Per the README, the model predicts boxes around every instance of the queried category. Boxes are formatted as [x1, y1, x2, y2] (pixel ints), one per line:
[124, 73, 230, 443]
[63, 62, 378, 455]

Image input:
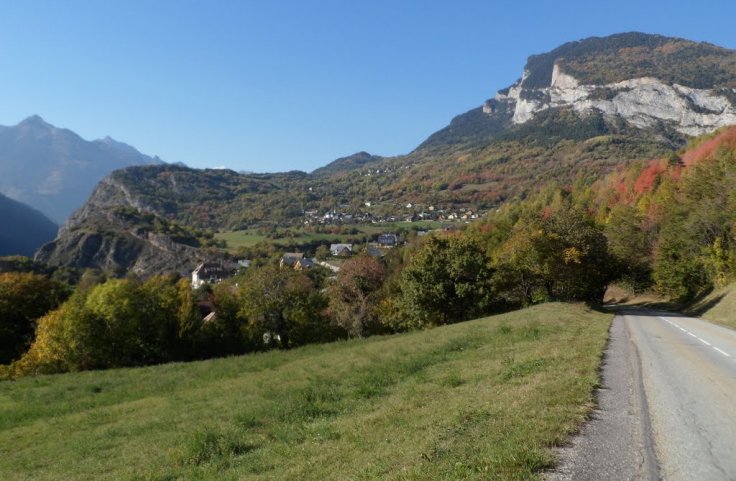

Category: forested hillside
[468, 125, 736, 302]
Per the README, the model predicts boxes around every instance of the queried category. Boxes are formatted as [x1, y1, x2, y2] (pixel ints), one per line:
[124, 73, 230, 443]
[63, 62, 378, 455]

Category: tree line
[1, 198, 617, 378]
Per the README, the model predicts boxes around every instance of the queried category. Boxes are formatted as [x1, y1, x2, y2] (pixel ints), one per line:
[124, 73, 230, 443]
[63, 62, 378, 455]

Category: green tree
[605, 205, 652, 292]
[400, 235, 493, 326]
[492, 220, 545, 306]
[315, 244, 330, 261]
[493, 208, 614, 304]
[239, 265, 331, 349]
[194, 282, 251, 357]
[12, 276, 187, 375]
[544, 208, 614, 302]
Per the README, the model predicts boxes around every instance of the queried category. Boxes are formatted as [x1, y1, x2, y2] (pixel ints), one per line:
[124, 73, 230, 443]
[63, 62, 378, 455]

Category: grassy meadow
[0, 303, 611, 481]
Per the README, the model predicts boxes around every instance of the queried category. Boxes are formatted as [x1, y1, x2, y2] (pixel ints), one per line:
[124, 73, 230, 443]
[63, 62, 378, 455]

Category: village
[301, 204, 483, 225]
[190, 232, 402, 291]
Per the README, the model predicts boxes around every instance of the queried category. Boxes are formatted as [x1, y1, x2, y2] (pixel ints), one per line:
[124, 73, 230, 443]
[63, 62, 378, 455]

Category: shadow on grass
[593, 285, 729, 319]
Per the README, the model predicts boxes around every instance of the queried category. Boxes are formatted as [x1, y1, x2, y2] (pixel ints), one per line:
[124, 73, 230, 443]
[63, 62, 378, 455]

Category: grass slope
[688, 284, 736, 330]
[0, 303, 610, 481]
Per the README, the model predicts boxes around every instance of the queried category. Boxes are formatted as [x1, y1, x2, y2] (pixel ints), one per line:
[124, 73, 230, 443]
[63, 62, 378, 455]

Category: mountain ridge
[0, 115, 163, 223]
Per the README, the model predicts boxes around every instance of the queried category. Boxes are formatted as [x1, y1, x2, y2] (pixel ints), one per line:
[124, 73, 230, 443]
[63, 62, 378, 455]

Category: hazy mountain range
[0, 115, 163, 224]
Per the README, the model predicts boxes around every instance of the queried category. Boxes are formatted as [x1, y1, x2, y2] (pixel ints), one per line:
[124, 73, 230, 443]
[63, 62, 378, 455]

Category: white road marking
[714, 347, 732, 358]
[658, 316, 732, 359]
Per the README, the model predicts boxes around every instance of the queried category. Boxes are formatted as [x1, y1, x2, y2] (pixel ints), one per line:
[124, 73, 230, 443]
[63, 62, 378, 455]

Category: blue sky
[1, 0, 735, 172]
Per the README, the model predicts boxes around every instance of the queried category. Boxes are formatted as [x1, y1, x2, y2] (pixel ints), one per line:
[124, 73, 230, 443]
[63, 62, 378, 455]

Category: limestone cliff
[494, 66, 736, 136]
[485, 32, 736, 137]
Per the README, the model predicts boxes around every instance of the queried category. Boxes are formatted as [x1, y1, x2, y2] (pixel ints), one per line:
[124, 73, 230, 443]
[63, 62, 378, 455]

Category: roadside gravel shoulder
[545, 315, 659, 481]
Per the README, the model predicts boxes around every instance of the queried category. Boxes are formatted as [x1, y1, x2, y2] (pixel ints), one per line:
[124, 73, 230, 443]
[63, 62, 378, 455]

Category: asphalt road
[547, 310, 736, 481]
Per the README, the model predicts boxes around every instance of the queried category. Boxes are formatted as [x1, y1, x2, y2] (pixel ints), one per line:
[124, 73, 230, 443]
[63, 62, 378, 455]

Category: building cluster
[190, 233, 403, 290]
[301, 205, 482, 226]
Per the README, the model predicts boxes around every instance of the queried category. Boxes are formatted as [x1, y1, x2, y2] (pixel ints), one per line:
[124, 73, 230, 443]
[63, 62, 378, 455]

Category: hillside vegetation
[687, 284, 736, 330]
[0, 303, 610, 481]
[457, 125, 736, 305]
[523, 32, 736, 89]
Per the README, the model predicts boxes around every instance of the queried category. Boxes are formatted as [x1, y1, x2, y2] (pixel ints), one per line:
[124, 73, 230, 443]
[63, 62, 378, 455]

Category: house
[364, 245, 385, 258]
[192, 262, 231, 289]
[377, 233, 399, 248]
[280, 253, 304, 268]
[294, 257, 315, 270]
[330, 243, 353, 257]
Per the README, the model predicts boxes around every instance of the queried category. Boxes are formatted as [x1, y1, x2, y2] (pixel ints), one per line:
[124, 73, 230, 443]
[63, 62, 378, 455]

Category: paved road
[548, 310, 736, 480]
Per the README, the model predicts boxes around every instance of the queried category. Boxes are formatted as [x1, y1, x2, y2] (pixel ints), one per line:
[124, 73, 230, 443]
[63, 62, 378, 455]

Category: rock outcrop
[492, 66, 736, 136]
[35, 176, 216, 277]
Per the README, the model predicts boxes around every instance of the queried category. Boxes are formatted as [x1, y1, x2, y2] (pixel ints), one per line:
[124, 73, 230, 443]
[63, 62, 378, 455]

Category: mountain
[311, 151, 384, 177]
[0, 192, 57, 257]
[36, 32, 736, 276]
[0, 115, 163, 224]
[34, 165, 305, 275]
[419, 32, 736, 150]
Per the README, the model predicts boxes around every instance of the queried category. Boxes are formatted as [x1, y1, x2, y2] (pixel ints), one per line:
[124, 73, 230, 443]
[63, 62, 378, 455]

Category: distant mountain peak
[18, 114, 52, 128]
[0, 117, 166, 223]
[311, 151, 383, 176]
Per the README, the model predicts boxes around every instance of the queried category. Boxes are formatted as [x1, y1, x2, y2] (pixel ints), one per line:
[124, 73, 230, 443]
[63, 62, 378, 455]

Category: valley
[3, 29, 736, 481]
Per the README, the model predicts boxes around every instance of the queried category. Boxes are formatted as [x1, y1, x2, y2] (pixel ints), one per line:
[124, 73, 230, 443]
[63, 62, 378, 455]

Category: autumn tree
[494, 208, 614, 304]
[0, 272, 69, 364]
[327, 255, 387, 337]
[605, 205, 652, 292]
[10, 275, 193, 375]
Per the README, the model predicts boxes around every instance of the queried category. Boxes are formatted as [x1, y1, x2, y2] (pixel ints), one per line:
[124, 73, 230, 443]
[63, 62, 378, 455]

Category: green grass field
[216, 221, 444, 251]
[0, 303, 611, 481]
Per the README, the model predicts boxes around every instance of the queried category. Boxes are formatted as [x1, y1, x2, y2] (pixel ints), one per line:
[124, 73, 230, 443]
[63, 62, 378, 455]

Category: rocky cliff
[485, 32, 736, 137]
[494, 64, 736, 136]
[35, 178, 219, 277]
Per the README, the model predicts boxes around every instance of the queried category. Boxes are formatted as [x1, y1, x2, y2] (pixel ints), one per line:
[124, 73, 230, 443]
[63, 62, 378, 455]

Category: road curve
[548, 310, 736, 481]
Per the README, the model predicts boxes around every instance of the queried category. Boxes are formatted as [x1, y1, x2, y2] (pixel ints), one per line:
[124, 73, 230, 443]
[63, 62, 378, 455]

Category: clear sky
[1, 0, 735, 173]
